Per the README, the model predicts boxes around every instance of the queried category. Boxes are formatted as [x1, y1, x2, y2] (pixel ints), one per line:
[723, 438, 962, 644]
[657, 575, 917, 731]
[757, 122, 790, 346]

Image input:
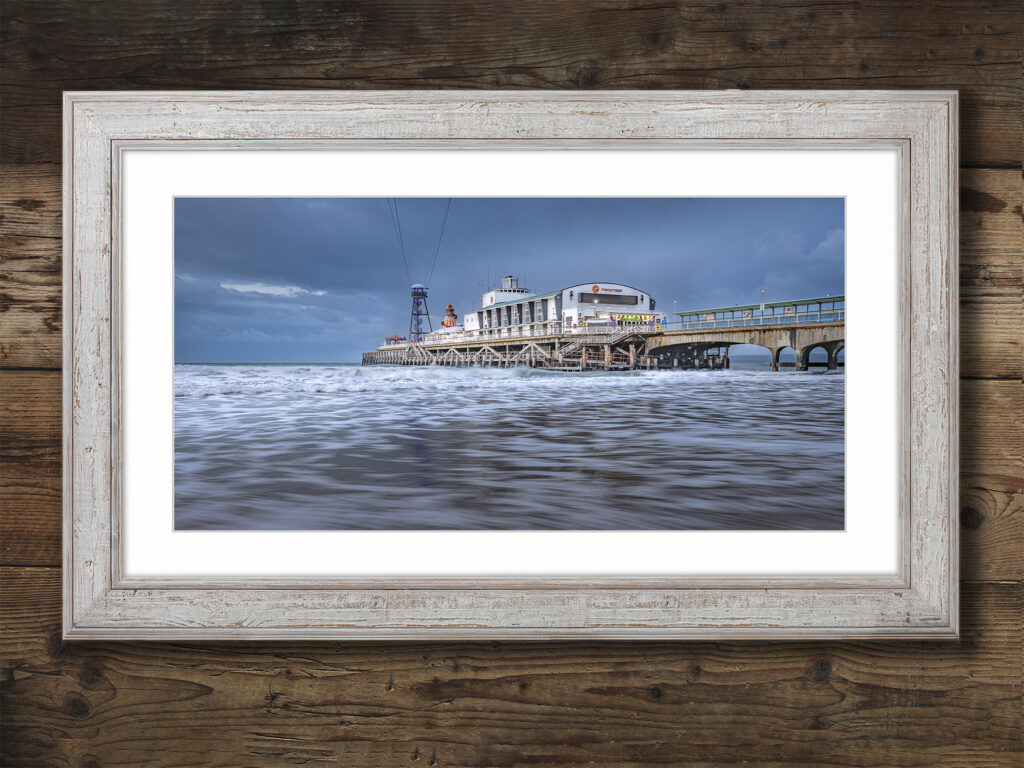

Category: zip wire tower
[385, 198, 452, 344]
[408, 283, 432, 343]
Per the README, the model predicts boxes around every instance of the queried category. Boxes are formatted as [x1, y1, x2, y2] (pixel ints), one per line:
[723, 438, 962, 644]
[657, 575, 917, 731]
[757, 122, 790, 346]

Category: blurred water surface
[174, 363, 844, 530]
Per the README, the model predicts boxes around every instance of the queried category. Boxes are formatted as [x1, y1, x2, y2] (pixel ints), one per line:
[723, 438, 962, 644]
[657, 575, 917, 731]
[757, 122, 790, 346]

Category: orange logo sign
[592, 285, 600, 293]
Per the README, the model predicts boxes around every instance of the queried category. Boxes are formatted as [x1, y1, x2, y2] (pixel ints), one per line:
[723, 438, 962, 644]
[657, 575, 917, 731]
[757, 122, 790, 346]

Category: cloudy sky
[174, 197, 844, 363]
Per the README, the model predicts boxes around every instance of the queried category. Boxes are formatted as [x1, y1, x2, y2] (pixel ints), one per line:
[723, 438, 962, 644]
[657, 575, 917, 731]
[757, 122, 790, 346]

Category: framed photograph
[63, 90, 958, 639]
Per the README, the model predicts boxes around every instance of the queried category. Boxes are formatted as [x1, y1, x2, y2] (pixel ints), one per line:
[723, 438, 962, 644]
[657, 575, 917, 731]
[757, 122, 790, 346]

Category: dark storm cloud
[174, 197, 844, 362]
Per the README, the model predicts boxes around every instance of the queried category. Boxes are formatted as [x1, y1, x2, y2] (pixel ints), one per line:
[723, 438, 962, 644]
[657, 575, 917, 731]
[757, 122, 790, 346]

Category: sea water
[174, 363, 844, 530]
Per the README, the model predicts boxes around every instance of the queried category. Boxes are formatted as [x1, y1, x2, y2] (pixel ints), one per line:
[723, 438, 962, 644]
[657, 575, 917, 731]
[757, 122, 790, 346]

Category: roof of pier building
[479, 283, 654, 312]
[677, 294, 845, 317]
[480, 290, 561, 311]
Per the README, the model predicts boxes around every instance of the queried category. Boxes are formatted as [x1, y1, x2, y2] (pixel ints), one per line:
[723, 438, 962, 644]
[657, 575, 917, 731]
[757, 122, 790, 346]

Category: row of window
[481, 301, 551, 327]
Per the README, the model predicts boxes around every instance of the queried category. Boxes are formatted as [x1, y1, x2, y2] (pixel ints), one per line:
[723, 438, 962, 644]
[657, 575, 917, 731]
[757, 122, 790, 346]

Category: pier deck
[363, 310, 845, 372]
[362, 327, 672, 371]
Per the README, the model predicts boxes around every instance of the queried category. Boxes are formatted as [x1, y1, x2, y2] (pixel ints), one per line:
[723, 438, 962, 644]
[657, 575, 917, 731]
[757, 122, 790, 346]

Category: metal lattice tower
[408, 284, 432, 342]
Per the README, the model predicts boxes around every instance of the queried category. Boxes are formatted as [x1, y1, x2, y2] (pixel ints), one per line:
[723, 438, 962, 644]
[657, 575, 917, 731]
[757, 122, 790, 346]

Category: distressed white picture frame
[63, 91, 958, 639]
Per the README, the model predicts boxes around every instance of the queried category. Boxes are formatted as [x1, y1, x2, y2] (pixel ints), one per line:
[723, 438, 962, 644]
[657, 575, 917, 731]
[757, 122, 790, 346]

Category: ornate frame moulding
[63, 91, 958, 639]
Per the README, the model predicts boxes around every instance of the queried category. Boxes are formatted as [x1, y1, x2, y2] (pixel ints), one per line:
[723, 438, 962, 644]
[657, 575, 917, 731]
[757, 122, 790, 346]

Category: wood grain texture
[2, 0, 1021, 166]
[0, 163, 61, 274]
[2, 568, 1020, 767]
[0, 370, 61, 566]
[959, 168, 1023, 380]
[1, 0, 1021, 765]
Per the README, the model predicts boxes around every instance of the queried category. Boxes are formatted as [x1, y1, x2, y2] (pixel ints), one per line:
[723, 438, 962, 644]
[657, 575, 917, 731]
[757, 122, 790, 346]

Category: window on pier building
[580, 294, 639, 306]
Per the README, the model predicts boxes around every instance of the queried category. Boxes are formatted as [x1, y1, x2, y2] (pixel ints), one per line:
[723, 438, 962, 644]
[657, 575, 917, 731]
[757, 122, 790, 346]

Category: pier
[362, 295, 845, 372]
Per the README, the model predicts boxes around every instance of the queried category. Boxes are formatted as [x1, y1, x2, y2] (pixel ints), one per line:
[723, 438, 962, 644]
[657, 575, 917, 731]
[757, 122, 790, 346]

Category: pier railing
[665, 308, 844, 332]
[379, 322, 662, 350]
[427, 324, 563, 344]
[377, 309, 844, 350]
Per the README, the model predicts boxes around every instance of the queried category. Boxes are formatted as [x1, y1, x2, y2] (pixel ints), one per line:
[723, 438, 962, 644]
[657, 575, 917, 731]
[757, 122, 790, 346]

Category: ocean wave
[174, 363, 845, 530]
[174, 363, 824, 398]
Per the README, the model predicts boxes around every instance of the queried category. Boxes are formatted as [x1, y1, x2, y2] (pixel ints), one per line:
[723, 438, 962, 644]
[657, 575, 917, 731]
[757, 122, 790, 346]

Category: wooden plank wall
[2, 2, 1021, 765]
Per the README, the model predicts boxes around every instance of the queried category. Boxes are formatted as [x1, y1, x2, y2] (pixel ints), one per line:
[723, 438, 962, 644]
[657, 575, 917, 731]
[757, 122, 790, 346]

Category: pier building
[364, 277, 844, 372]
[440, 275, 661, 341]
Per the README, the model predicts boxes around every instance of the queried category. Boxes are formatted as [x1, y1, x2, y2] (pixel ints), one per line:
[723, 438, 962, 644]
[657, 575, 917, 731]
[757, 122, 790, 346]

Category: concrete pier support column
[828, 345, 842, 371]
[771, 348, 781, 372]
[795, 347, 808, 372]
